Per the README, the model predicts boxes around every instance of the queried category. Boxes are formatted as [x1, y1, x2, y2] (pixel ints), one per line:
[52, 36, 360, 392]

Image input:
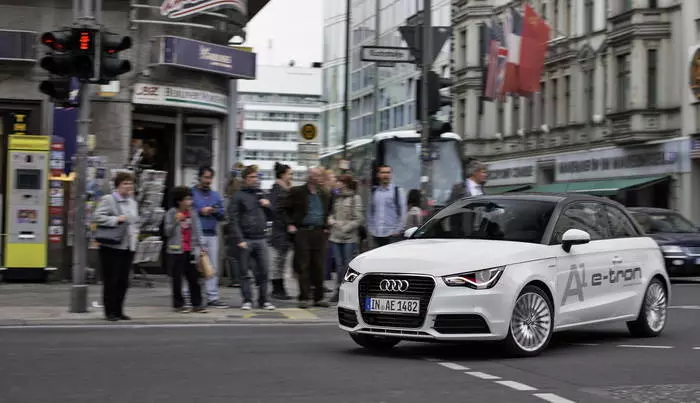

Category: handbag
[352, 195, 368, 240]
[94, 195, 128, 245]
[198, 252, 216, 279]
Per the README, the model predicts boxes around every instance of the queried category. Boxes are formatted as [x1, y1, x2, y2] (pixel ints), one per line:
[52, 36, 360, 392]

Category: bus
[319, 130, 464, 206]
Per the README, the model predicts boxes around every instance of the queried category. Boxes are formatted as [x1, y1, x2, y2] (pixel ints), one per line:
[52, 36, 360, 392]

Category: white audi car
[338, 194, 670, 356]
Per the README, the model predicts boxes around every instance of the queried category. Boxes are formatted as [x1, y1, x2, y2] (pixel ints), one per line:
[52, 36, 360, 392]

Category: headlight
[343, 267, 360, 283]
[661, 245, 683, 254]
[442, 266, 505, 289]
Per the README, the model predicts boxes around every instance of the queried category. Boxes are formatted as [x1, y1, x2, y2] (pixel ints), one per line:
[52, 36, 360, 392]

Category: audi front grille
[358, 274, 435, 328]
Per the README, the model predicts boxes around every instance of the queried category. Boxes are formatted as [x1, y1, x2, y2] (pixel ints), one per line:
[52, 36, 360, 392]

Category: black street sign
[399, 26, 452, 66]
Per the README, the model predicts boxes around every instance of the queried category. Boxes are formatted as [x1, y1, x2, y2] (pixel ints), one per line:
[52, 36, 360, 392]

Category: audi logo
[379, 279, 410, 292]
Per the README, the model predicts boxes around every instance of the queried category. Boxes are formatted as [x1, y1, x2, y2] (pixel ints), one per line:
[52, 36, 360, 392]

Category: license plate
[364, 297, 420, 314]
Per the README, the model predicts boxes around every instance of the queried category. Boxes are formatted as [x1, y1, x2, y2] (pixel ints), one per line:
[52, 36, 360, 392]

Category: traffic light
[416, 71, 453, 119]
[98, 33, 132, 83]
[39, 77, 72, 105]
[39, 28, 98, 80]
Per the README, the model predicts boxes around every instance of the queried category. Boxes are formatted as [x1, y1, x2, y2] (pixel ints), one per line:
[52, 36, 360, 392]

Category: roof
[464, 192, 623, 204]
[627, 207, 675, 214]
[238, 65, 322, 96]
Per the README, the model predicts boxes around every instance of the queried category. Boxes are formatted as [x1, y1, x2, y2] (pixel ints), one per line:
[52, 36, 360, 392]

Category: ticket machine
[3, 135, 50, 278]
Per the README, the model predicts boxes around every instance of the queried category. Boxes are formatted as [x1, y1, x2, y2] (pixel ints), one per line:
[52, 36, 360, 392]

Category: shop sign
[555, 139, 691, 181]
[152, 36, 256, 79]
[160, 0, 246, 19]
[485, 158, 537, 186]
[132, 83, 228, 114]
[0, 30, 36, 62]
[689, 44, 700, 103]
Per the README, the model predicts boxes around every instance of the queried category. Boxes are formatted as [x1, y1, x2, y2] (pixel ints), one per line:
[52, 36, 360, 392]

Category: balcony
[608, 10, 671, 47]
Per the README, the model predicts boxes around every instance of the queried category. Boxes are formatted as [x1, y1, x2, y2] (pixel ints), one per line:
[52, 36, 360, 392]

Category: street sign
[399, 26, 452, 66]
[299, 122, 318, 142]
[297, 142, 320, 167]
[361, 46, 414, 63]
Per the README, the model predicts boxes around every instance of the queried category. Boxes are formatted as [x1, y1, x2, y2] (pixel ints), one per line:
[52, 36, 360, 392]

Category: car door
[550, 201, 614, 327]
[601, 205, 647, 318]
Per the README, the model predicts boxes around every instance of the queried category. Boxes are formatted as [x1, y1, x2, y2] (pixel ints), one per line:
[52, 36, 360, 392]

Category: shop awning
[485, 184, 532, 194]
[527, 176, 669, 196]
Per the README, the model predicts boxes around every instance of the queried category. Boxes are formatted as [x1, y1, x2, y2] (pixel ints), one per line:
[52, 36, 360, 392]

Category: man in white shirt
[447, 160, 488, 203]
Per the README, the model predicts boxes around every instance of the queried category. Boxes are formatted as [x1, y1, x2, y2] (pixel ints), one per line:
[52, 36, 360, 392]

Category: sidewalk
[0, 275, 339, 326]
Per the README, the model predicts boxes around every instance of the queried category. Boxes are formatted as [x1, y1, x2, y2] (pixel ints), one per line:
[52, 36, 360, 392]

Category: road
[0, 283, 698, 403]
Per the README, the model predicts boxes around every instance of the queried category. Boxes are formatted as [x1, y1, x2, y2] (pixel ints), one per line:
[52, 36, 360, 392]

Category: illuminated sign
[78, 31, 92, 51]
[160, 0, 247, 19]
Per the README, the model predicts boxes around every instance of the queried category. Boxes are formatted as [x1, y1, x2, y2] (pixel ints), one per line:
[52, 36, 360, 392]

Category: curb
[0, 318, 339, 327]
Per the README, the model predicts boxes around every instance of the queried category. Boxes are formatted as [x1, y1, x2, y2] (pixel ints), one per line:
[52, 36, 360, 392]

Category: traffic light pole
[70, 0, 99, 313]
[419, 0, 433, 200]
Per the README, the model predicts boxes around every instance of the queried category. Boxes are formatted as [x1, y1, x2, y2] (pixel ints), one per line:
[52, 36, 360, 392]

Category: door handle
[612, 257, 623, 264]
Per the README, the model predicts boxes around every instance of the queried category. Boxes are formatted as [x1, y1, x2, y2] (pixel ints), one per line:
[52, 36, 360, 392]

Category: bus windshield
[382, 139, 463, 205]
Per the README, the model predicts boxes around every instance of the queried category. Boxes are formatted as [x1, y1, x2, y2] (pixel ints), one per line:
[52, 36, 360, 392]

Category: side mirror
[561, 229, 591, 252]
[404, 227, 418, 238]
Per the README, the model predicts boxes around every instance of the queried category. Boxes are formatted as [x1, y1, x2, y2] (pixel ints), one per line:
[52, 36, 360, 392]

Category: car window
[552, 202, 610, 244]
[413, 199, 556, 244]
[605, 206, 638, 238]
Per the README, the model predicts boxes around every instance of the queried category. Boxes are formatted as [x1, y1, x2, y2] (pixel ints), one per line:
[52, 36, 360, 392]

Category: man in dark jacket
[228, 165, 275, 311]
[282, 167, 332, 308]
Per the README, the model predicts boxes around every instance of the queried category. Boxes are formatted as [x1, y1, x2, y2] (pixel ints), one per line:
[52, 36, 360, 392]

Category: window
[459, 29, 467, 67]
[551, 78, 558, 126]
[412, 199, 557, 244]
[512, 97, 521, 134]
[552, 202, 610, 243]
[526, 95, 534, 130]
[631, 211, 699, 234]
[585, 0, 594, 34]
[605, 206, 638, 238]
[621, 0, 632, 12]
[497, 102, 505, 135]
[649, 0, 657, 7]
[553, 0, 559, 34]
[584, 69, 594, 122]
[616, 54, 630, 111]
[564, 76, 570, 124]
[539, 82, 546, 127]
[565, 0, 572, 35]
[647, 49, 658, 108]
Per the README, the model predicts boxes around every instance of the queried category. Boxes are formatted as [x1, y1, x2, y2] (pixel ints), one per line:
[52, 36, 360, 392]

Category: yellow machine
[2, 135, 50, 277]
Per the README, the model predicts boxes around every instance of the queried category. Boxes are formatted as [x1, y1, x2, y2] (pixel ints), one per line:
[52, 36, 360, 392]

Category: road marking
[0, 322, 336, 330]
[669, 305, 700, 309]
[437, 362, 470, 370]
[567, 343, 599, 346]
[693, 347, 700, 350]
[465, 371, 501, 380]
[496, 380, 537, 391]
[279, 308, 320, 320]
[423, 357, 441, 362]
[534, 393, 576, 403]
[617, 344, 673, 349]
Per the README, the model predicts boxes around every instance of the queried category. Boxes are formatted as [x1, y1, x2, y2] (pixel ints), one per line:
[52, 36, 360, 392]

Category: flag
[483, 20, 508, 101]
[502, 7, 523, 95]
[518, 3, 550, 93]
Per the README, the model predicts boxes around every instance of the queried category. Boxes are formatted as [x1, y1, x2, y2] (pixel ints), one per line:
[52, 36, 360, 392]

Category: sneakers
[207, 300, 229, 309]
[241, 302, 253, 310]
[175, 307, 192, 313]
[261, 302, 275, 310]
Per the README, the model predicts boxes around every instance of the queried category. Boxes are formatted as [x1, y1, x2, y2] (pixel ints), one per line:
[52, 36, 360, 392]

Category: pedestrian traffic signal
[429, 117, 452, 140]
[98, 33, 132, 83]
[39, 77, 75, 106]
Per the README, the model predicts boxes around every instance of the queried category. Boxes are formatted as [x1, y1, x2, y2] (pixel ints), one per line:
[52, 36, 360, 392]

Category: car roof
[627, 207, 675, 214]
[466, 192, 614, 204]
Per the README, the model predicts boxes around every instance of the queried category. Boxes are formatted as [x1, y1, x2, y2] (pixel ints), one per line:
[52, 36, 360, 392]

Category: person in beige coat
[328, 174, 363, 302]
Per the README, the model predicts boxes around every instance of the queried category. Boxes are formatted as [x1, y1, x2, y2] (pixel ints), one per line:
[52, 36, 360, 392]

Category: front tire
[349, 333, 400, 352]
[503, 285, 554, 357]
[627, 277, 668, 337]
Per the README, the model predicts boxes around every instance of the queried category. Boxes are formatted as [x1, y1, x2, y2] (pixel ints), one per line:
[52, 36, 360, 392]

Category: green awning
[485, 184, 532, 194]
[528, 175, 669, 196]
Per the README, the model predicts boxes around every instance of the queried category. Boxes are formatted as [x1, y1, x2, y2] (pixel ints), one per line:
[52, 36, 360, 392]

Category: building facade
[452, 0, 700, 222]
[238, 64, 323, 189]
[0, 0, 268, 193]
[321, 0, 452, 150]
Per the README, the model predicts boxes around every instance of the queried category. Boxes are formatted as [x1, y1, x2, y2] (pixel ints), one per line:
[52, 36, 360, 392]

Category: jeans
[332, 242, 357, 288]
[270, 242, 290, 281]
[239, 239, 270, 305]
[169, 252, 203, 308]
[183, 235, 220, 303]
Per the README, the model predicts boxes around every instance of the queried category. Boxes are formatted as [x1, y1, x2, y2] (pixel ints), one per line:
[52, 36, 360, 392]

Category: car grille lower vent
[433, 314, 491, 334]
[358, 274, 435, 328]
[338, 307, 358, 328]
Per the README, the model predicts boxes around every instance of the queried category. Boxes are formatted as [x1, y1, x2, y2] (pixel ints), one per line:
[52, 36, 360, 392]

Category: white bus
[319, 130, 464, 206]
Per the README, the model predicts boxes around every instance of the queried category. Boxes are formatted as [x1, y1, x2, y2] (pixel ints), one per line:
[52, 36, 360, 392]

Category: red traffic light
[40, 30, 73, 51]
[102, 33, 132, 54]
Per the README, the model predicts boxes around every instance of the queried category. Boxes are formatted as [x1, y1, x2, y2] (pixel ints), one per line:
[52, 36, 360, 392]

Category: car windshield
[412, 199, 556, 244]
[633, 211, 698, 234]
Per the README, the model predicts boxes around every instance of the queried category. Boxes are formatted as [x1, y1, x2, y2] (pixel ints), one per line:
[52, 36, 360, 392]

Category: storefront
[485, 138, 692, 213]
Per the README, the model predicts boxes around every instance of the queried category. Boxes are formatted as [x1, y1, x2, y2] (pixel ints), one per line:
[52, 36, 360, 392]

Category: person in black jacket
[227, 165, 275, 311]
[268, 162, 293, 300]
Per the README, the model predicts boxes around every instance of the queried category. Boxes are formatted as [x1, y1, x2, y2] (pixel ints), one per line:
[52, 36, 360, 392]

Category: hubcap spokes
[510, 292, 552, 352]
[645, 282, 667, 332]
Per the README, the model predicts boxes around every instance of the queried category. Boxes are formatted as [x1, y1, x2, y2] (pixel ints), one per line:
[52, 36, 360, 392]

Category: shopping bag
[198, 253, 216, 279]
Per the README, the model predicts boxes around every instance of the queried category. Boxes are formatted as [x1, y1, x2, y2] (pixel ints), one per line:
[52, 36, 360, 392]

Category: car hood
[647, 232, 700, 246]
[350, 239, 549, 276]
